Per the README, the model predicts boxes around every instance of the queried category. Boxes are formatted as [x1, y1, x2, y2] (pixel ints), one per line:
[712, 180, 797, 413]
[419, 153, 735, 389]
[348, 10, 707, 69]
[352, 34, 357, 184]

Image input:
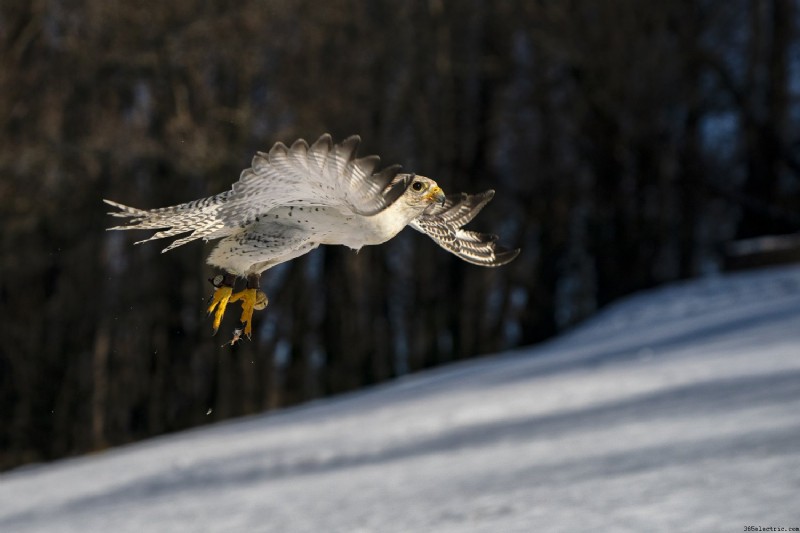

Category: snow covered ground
[2, 266, 800, 532]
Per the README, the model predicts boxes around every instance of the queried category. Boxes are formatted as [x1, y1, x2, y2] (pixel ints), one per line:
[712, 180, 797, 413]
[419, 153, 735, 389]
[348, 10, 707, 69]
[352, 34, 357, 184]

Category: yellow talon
[229, 288, 268, 340]
[207, 285, 233, 335]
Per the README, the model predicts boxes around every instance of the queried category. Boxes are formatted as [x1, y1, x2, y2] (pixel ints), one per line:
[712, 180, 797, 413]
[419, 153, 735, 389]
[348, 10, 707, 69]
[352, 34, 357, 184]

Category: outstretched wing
[104, 134, 408, 251]
[409, 190, 519, 267]
[221, 134, 406, 225]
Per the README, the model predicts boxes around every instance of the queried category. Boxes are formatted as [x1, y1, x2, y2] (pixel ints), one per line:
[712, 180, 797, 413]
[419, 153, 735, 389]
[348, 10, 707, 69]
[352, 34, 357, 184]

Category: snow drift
[2, 266, 800, 532]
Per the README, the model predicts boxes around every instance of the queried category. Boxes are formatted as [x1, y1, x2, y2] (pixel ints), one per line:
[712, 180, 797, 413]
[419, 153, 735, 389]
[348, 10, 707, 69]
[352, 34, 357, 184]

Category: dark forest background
[1, 0, 799, 470]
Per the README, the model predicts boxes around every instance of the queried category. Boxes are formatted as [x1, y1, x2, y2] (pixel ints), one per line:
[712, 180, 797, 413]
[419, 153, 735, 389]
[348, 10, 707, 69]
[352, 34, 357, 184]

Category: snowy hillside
[2, 266, 800, 532]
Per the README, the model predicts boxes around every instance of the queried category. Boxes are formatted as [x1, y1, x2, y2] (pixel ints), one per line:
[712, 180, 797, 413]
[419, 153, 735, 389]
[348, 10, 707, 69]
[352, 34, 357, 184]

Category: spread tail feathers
[103, 192, 232, 252]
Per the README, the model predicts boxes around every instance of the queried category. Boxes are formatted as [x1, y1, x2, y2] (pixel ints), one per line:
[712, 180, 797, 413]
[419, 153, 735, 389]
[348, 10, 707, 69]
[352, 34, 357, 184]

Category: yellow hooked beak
[425, 185, 446, 206]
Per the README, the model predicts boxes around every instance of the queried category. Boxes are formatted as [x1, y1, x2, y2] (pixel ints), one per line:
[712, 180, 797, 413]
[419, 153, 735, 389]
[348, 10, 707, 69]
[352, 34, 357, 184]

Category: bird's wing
[207, 221, 319, 274]
[220, 134, 407, 228]
[409, 190, 520, 267]
[104, 134, 409, 252]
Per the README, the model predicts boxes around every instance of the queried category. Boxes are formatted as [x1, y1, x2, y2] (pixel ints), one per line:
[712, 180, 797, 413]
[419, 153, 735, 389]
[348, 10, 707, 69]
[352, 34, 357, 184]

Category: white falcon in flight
[105, 134, 519, 343]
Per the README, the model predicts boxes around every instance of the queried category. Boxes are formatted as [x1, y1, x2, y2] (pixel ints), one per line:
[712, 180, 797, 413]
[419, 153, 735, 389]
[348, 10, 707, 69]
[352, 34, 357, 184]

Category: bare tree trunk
[91, 320, 110, 450]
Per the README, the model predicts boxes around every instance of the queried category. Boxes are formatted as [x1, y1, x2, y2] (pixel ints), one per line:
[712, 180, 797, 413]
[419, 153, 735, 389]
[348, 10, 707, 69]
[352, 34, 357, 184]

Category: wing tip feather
[312, 133, 333, 153]
[492, 247, 521, 266]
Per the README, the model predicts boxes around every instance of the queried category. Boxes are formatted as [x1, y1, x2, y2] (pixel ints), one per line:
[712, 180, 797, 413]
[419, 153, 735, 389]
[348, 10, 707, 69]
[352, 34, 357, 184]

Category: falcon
[105, 134, 519, 343]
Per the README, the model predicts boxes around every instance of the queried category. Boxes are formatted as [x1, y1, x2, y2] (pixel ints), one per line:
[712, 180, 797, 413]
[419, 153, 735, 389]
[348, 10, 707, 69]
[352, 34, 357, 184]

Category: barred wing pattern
[105, 134, 518, 343]
[409, 190, 520, 267]
[220, 135, 406, 228]
[105, 134, 404, 252]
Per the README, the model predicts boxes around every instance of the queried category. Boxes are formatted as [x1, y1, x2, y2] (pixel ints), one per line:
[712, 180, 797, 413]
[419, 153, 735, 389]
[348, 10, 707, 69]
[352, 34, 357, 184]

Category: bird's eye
[412, 181, 424, 191]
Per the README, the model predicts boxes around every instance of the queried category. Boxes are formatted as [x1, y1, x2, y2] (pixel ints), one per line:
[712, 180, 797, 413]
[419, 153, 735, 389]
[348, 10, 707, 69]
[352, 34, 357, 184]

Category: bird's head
[403, 174, 446, 208]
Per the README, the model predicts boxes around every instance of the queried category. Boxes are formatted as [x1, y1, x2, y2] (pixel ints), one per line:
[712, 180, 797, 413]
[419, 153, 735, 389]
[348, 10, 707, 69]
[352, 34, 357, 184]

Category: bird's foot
[229, 287, 268, 342]
[207, 274, 235, 335]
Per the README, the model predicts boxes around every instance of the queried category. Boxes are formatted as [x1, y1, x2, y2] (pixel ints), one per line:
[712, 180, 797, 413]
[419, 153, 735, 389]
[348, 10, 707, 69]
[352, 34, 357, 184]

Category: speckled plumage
[105, 134, 518, 339]
[106, 134, 518, 275]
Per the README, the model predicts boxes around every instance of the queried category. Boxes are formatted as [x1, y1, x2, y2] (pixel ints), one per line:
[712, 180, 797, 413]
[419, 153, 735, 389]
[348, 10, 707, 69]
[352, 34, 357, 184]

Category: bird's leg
[229, 273, 268, 342]
[207, 273, 236, 335]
